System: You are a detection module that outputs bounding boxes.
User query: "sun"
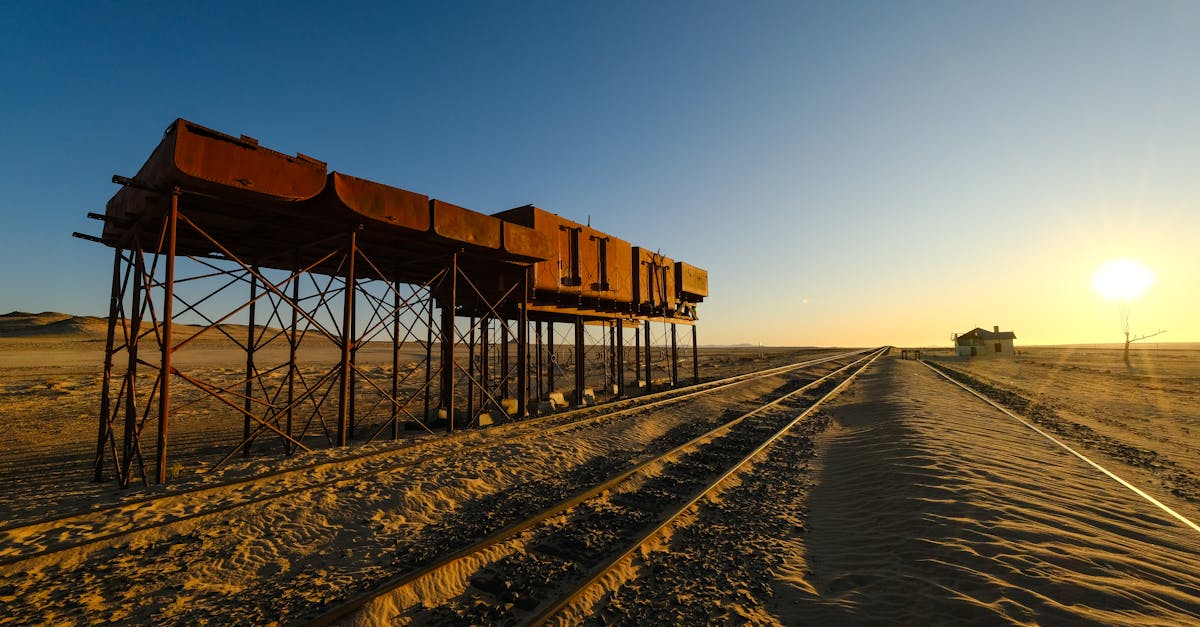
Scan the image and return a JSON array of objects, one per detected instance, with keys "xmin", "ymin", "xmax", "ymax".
[{"xmin": 1092, "ymin": 259, "xmax": 1155, "ymax": 301}]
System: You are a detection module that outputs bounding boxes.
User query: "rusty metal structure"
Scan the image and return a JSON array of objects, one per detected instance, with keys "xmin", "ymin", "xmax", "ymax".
[{"xmin": 75, "ymin": 119, "xmax": 708, "ymax": 486}]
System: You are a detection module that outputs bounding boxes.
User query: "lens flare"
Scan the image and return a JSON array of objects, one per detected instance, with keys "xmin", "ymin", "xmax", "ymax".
[{"xmin": 1092, "ymin": 259, "xmax": 1155, "ymax": 300}]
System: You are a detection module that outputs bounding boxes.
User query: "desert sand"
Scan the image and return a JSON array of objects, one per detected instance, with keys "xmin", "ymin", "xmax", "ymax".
[{"xmin": 1, "ymin": 314, "xmax": 1198, "ymax": 624}]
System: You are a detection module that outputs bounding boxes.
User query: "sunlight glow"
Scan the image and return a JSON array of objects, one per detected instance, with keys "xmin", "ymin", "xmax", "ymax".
[{"xmin": 1092, "ymin": 259, "xmax": 1155, "ymax": 301}]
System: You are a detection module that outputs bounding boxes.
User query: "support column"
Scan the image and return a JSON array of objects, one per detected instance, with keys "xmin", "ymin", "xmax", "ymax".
[
  {"xmin": 615, "ymin": 320, "xmax": 624, "ymax": 399},
  {"xmin": 121, "ymin": 248, "xmax": 144, "ymax": 487},
  {"xmin": 643, "ymin": 320, "xmax": 652, "ymax": 393},
  {"xmin": 501, "ymin": 320, "xmax": 510, "ymax": 399},
  {"xmin": 155, "ymin": 190, "xmax": 179, "ymax": 483},
  {"xmin": 670, "ymin": 322, "xmax": 679, "ymax": 387},
  {"xmin": 349, "ymin": 278, "xmax": 358, "ymax": 439},
  {"xmin": 391, "ymin": 283, "xmax": 401, "ymax": 440},
  {"xmin": 604, "ymin": 321, "xmax": 614, "ymax": 389},
  {"xmin": 547, "ymin": 321, "xmax": 555, "ymax": 394},
  {"xmin": 286, "ymin": 262, "xmax": 299, "ymax": 453},
  {"xmin": 94, "ymin": 249, "xmax": 123, "ymax": 482},
  {"xmin": 439, "ymin": 253, "xmax": 457, "ymax": 432},
  {"xmin": 534, "ymin": 320, "xmax": 543, "ymax": 408},
  {"xmin": 634, "ymin": 322, "xmax": 641, "ymax": 391},
  {"xmin": 423, "ymin": 292, "xmax": 434, "ymax": 426},
  {"xmin": 336, "ymin": 229, "xmax": 357, "ymax": 446},
  {"xmin": 480, "ymin": 317, "xmax": 490, "ymax": 419},
  {"xmin": 517, "ymin": 269, "xmax": 529, "ymax": 417},
  {"xmin": 692, "ymin": 324, "xmax": 700, "ymax": 384},
  {"xmin": 243, "ymin": 265, "xmax": 257, "ymax": 457},
  {"xmin": 467, "ymin": 316, "xmax": 476, "ymax": 421},
  {"xmin": 574, "ymin": 317, "xmax": 585, "ymax": 406}
]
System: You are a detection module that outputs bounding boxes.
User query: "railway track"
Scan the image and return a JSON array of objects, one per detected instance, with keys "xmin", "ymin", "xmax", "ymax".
[
  {"xmin": 308, "ymin": 347, "xmax": 887, "ymax": 625},
  {"xmin": 0, "ymin": 349, "xmax": 868, "ymax": 570},
  {"xmin": 922, "ymin": 360, "xmax": 1200, "ymax": 535}
]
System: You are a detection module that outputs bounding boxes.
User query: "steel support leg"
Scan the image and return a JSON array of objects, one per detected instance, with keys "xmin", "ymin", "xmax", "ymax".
[
  {"xmin": 501, "ymin": 321, "xmax": 510, "ymax": 399},
  {"xmin": 467, "ymin": 316, "xmax": 476, "ymax": 422},
  {"xmin": 440, "ymin": 254, "xmax": 457, "ymax": 432},
  {"xmin": 480, "ymin": 317, "xmax": 490, "ymax": 420},
  {"xmin": 156, "ymin": 191, "xmax": 178, "ymax": 483},
  {"xmin": 391, "ymin": 283, "xmax": 401, "ymax": 440},
  {"xmin": 547, "ymin": 321, "xmax": 555, "ymax": 394},
  {"xmin": 517, "ymin": 283, "xmax": 528, "ymax": 417},
  {"xmin": 337, "ymin": 230, "xmax": 357, "ymax": 446},
  {"xmin": 608, "ymin": 322, "xmax": 616, "ymax": 395},
  {"xmin": 424, "ymin": 294, "xmax": 433, "ymax": 425},
  {"xmin": 634, "ymin": 323, "xmax": 641, "ymax": 390},
  {"xmin": 535, "ymin": 320, "xmax": 543, "ymax": 411},
  {"xmin": 643, "ymin": 320, "xmax": 652, "ymax": 393},
  {"xmin": 349, "ymin": 278, "xmax": 358, "ymax": 439},
  {"xmin": 692, "ymin": 325, "xmax": 699, "ymax": 384},
  {"xmin": 120, "ymin": 248, "xmax": 144, "ymax": 487},
  {"xmin": 670, "ymin": 322, "xmax": 678, "ymax": 387},
  {"xmin": 615, "ymin": 320, "xmax": 624, "ymax": 399},
  {"xmin": 94, "ymin": 249, "xmax": 123, "ymax": 482},
  {"xmin": 243, "ymin": 265, "xmax": 257, "ymax": 456},
  {"xmin": 574, "ymin": 317, "xmax": 585, "ymax": 406},
  {"xmin": 285, "ymin": 261, "xmax": 299, "ymax": 453}
]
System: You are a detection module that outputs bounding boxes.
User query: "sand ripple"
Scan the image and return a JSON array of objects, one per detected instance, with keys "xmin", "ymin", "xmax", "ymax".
[{"xmin": 788, "ymin": 359, "xmax": 1200, "ymax": 624}]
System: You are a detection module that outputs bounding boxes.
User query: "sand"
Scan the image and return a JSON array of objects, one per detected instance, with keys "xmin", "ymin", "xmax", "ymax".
[
  {"xmin": 770, "ymin": 358, "xmax": 1200, "ymax": 624},
  {"xmin": 2, "ymin": 317, "xmax": 1199, "ymax": 624}
]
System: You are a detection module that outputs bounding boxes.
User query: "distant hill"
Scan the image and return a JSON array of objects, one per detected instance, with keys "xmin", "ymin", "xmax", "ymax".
[
  {"xmin": 0, "ymin": 312, "xmax": 111, "ymax": 337},
  {"xmin": 0, "ymin": 311, "xmax": 278, "ymax": 342}
]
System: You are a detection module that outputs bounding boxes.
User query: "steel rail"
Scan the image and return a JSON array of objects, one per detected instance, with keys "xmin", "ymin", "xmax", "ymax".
[
  {"xmin": 921, "ymin": 360, "xmax": 1200, "ymax": 535},
  {"xmin": 308, "ymin": 347, "xmax": 886, "ymax": 626},
  {"xmin": 525, "ymin": 347, "xmax": 886, "ymax": 625},
  {"xmin": 0, "ymin": 350, "xmax": 867, "ymax": 567}
]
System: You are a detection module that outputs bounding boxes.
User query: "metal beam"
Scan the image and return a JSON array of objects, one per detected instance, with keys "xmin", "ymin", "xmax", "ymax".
[
  {"xmin": 336, "ymin": 229, "xmax": 357, "ymax": 446},
  {"xmin": 575, "ymin": 317, "xmax": 585, "ymax": 406},
  {"xmin": 155, "ymin": 190, "xmax": 179, "ymax": 483}
]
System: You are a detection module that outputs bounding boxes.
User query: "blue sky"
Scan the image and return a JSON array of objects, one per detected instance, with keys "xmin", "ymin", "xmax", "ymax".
[{"xmin": 2, "ymin": 1, "xmax": 1197, "ymax": 345}]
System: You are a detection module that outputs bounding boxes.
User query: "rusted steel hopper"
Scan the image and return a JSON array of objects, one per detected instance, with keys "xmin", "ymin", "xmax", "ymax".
[
  {"xmin": 100, "ymin": 119, "xmax": 329, "ymax": 264},
  {"xmin": 99, "ymin": 119, "xmax": 553, "ymax": 285},
  {"xmin": 316, "ymin": 172, "xmax": 430, "ymax": 232},
  {"xmin": 674, "ymin": 261, "xmax": 708, "ymax": 303},
  {"xmin": 431, "ymin": 199, "xmax": 501, "ymax": 250},
  {"xmin": 632, "ymin": 247, "xmax": 676, "ymax": 314},
  {"xmin": 501, "ymin": 222, "xmax": 555, "ymax": 263},
  {"xmin": 493, "ymin": 205, "xmax": 633, "ymax": 307}
]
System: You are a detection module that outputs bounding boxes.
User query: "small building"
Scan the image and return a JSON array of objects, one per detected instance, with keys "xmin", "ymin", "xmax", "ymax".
[{"xmin": 954, "ymin": 325, "xmax": 1016, "ymax": 357}]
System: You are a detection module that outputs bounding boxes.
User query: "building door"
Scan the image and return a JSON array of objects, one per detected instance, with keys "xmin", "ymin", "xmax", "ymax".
[
  {"xmin": 970, "ymin": 346, "xmax": 977, "ymax": 356},
  {"xmin": 995, "ymin": 343, "xmax": 1002, "ymax": 353}
]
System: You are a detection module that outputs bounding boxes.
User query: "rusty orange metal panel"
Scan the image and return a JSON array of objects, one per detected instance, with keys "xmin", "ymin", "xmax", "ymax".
[
  {"xmin": 493, "ymin": 205, "xmax": 635, "ymax": 305},
  {"xmin": 674, "ymin": 262, "xmax": 708, "ymax": 301},
  {"xmin": 501, "ymin": 222, "xmax": 553, "ymax": 261},
  {"xmin": 147, "ymin": 119, "xmax": 327, "ymax": 201},
  {"xmin": 324, "ymin": 172, "xmax": 429, "ymax": 232},
  {"xmin": 431, "ymin": 199, "xmax": 501, "ymax": 249},
  {"xmin": 633, "ymin": 247, "xmax": 676, "ymax": 310},
  {"xmin": 599, "ymin": 235, "xmax": 633, "ymax": 305},
  {"xmin": 100, "ymin": 186, "xmax": 157, "ymax": 246},
  {"xmin": 493, "ymin": 205, "xmax": 577, "ymax": 295}
]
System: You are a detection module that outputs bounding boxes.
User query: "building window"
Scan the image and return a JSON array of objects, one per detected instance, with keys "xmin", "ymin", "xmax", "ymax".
[{"xmin": 994, "ymin": 343, "xmax": 1002, "ymax": 353}]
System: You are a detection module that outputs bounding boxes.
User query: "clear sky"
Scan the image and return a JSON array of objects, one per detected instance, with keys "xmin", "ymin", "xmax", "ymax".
[{"xmin": 2, "ymin": 1, "xmax": 1197, "ymax": 347}]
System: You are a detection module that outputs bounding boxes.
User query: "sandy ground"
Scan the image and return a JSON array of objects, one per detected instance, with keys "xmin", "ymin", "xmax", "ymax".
[
  {"xmin": 2, "ymin": 316, "xmax": 1198, "ymax": 625},
  {"xmin": 0, "ymin": 312, "xmax": 814, "ymax": 524},
  {"xmin": 770, "ymin": 358, "xmax": 1200, "ymax": 624}
]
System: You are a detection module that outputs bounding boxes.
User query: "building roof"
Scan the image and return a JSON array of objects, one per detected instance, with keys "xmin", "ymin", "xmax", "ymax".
[{"xmin": 957, "ymin": 327, "xmax": 1017, "ymax": 341}]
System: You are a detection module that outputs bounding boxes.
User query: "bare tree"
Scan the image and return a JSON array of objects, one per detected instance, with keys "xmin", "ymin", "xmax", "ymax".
[{"xmin": 1120, "ymin": 303, "xmax": 1165, "ymax": 366}]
